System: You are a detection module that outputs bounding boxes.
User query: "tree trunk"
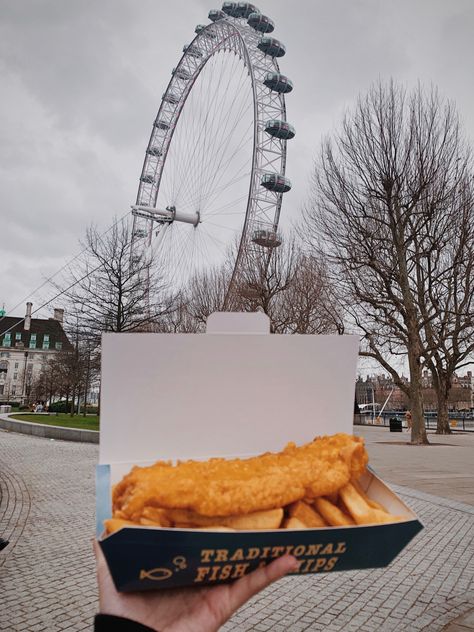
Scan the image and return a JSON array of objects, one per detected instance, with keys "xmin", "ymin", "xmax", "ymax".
[
  {"xmin": 433, "ymin": 372, "xmax": 452, "ymax": 434},
  {"xmin": 82, "ymin": 350, "xmax": 91, "ymax": 418},
  {"xmin": 436, "ymin": 397, "xmax": 451, "ymax": 434},
  {"xmin": 407, "ymin": 349, "xmax": 429, "ymax": 444},
  {"xmin": 70, "ymin": 386, "xmax": 75, "ymax": 417}
]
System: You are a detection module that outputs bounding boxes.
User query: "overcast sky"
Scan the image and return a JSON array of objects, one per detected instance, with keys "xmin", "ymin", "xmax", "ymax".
[{"xmin": 1, "ymin": 0, "xmax": 473, "ymax": 331}]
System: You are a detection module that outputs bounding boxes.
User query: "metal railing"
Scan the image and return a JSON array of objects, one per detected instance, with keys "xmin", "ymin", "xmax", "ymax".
[{"xmin": 354, "ymin": 411, "xmax": 474, "ymax": 432}]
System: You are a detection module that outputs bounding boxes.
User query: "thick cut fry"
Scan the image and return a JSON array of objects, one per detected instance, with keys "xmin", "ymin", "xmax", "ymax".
[
  {"xmin": 283, "ymin": 517, "xmax": 308, "ymax": 530},
  {"xmin": 139, "ymin": 518, "xmax": 164, "ymax": 527},
  {"xmin": 288, "ymin": 501, "xmax": 327, "ymax": 527},
  {"xmin": 224, "ymin": 508, "xmax": 283, "ymax": 530},
  {"xmin": 340, "ymin": 483, "xmax": 406, "ymax": 525},
  {"xmin": 164, "ymin": 508, "xmax": 227, "ymax": 527},
  {"xmin": 351, "ymin": 479, "xmax": 387, "ymax": 512},
  {"xmin": 104, "ymin": 518, "xmax": 141, "ymax": 534},
  {"xmin": 314, "ymin": 497, "xmax": 355, "ymax": 526},
  {"xmin": 194, "ymin": 526, "xmax": 236, "ymax": 532},
  {"xmin": 324, "ymin": 491, "xmax": 339, "ymax": 505},
  {"xmin": 112, "ymin": 433, "xmax": 368, "ymax": 518},
  {"xmin": 141, "ymin": 506, "xmax": 172, "ymax": 527},
  {"xmin": 169, "ymin": 508, "xmax": 283, "ymax": 529}
]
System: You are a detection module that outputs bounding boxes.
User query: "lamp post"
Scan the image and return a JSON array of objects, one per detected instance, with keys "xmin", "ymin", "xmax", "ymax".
[{"xmin": 21, "ymin": 350, "xmax": 29, "ymax": 405}]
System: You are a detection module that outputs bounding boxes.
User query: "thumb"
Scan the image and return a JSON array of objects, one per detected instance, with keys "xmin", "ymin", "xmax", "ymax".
[{"xmin": 227, "ymin": 555, "xmax": 298, "ymax": 614}]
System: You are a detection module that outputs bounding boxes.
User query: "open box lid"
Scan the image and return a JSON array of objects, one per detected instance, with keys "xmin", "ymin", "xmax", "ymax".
[{"xmin": 99, "ymin": 313, "xmax": 359, "ymax": 464}]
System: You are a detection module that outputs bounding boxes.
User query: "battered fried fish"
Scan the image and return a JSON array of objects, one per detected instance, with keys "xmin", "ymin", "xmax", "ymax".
[{"xmin": 112, "ymin": 433, "xmax": 368, "ymax": 519}]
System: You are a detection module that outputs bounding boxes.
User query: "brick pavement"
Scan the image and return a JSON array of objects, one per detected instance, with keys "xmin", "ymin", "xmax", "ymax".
[{"xmin": 0, "ymin": 428, "xmax": 473, "ymax": 631}]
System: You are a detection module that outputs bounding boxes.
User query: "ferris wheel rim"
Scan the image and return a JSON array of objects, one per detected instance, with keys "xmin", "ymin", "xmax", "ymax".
[{"xmin": 131, "ymin": 8, "xmax": 294, "ymax": 306}]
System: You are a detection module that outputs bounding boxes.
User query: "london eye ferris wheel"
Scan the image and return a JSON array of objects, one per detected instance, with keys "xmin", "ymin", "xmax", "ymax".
[{"xmin": 130, "ymin": 2, "xmax": 295, "ymax": 308}]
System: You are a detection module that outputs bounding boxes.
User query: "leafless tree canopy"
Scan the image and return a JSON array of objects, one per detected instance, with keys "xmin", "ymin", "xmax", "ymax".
[
  {"xmin": 302, "ymin": 80, "xmax": 473, "ymax": 443},
  {"xmin": 161, "ymin": 236, "xmax": 343, "ymax": 334},
  {"xmin": 62, "ymin": 220, "xmax": 171, "ymax": 340}
]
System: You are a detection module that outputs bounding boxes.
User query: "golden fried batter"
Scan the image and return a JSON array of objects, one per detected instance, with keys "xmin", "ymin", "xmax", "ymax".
[{"xmin": 112, "ymin": 433, "xmax": 368, "ymax": 519}]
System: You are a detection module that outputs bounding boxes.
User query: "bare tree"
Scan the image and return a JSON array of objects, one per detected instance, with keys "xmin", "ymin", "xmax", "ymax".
[
  {"xmin": 302, "ymin": 80, "xmax": 471, "ymax": 444},
  {"xmin": 62, "ymin": 219, "xmax": 171, "ymax": 341},
  {"xmin": 416, "ymin": 176, "xmax": 474, "ymax": 432},
  {"xmin": 175, "ymin": 236, "xmax": 343, "ymax": 334}
]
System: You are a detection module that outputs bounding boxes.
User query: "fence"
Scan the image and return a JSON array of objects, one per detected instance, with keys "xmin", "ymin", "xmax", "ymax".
[{"xmin": 354, "ymin": 411, "xmax": 474, "ymax": 432}]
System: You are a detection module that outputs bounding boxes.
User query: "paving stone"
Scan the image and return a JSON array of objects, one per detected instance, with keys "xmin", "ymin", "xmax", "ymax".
[{"xmin": 1, "ymin": 428, "xmax": 474, "ymax": 631}]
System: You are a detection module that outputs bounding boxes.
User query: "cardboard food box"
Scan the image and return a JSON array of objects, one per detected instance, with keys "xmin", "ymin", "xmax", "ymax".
[{"xmin": 96, "ymin": 313, "xmax": 422, "ymax": 592}]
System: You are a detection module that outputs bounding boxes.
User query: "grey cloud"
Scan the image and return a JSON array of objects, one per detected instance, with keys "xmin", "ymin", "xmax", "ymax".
[{"xmin": 1, "ymin": 0, "xmax": 473, "ymax": 314}]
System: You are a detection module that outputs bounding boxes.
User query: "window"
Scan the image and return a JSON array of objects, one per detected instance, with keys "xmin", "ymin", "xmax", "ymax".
[
  {"xmin": 29, "ymin": 333, "xmax": 37, "ymax": 349},
  {"xmin": 43, "ymin": 334, "xmax": 50, "ymax": 350},
  {"xmin": 0, "ymin": 352, "xmax": 10, "ymax": 358},
  {"xmin": 3, "ymin": 333, "xmax": 11, "ymax": 347},
  {"xmin": 0, "ymin": 361, "xmax": 7, "ymax": 374},
  {"xmin": 14, "ymin": 362, "xmax": 18, "ymax": 369},
  {"xmin": 55, "ymin": 342, "xmax": 62, "ymax": 350},
  {"xmin": 13, "ymin": 373, "xmax": 17, "ymax": 380},
  {"xmin": 15, "ymin": 332, "xmax": 21, "ymax": 341},
  {"xmin": 11, "ymin": 386, "xmax": 16, "ymax": 395},
  {"xmin": 0, "ymin": 385, "xmax": 3, "ymax": 395}
]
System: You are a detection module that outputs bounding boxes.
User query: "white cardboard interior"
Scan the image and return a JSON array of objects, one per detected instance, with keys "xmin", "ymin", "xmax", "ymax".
[{"xmin": 100, "ymin": 314, "xmax": 359, "ymax": 464}]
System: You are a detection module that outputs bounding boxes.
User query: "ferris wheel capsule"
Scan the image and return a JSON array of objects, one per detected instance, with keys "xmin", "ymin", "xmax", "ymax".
[
  {"xmin": 208, "ymin": 9, "xmax": 226, "ymax": 20},
  {"xmin": 172, "ymin": 67, "xmax": 192, "ymax": 81},
  {"xmin": 247, "ymin": 12, "xmax": 274, "ymax": 33},
  {"xmin": 264, "ymin": 72, "xmax": 293, "ymax": 94},
  {"xmin": 239, "ymin": 282, "xmax": 262, "ymax": 300},
  {"xmin": 162, "ymin": 92, "xmax": 180, "ymax": 104},
  {"xmin": 235, "ymin": 3, "xmax": 259, "ymax": 18},
  {"xmin": 147, "ymin": 147, "xmax": 162, "ymax": 157},
  {"xmin": 222, "ymin": 2, "xmax": 239, "ymax": 17},
  {"xmin": 261, "ymin": 173, "xmax": 292, "ymax": 193},
  {"xmin": 257, "ymin": 37, "xmax": 286, "ymax": 58},
  {"xmin": 195, "ymin": 24, "xmax": 217, "ymax": 38},
  {"xmin": 140, "ymin": 174, "xmax": 154, "ymax": 184},
  {"xmin": 154, "ymin": 119, "xmax": 170, "ymax": 130},
  {"xmin": 251, "ymin": 225, "xmax": 282, "ymax": 248},
  {"xmin": 183, "ymin": 44, "xmax": 203, "ymax": 58},
  {"xmin": 264, "ymin": 119, "xmax": 296, "ymax": 139}
]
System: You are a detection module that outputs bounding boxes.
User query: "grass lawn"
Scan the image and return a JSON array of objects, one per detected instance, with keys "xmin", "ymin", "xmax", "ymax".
[{"xmin": 10, "ymin": 413, "xmax": 100, "ymax": 431}]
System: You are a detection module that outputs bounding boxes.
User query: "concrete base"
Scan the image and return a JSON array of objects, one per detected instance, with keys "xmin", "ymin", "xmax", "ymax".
[{"xmin": 0, "ymin": 414, "xmax": 99, "ymax": 443}]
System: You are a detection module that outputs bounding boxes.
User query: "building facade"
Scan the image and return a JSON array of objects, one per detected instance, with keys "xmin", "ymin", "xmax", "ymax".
[
  {"xmin": 356, "ymin": 370, "xmax": 474, "ymax": 412},
  {"xmin": 0, "ymin": 302, "xmax": 71, "ymax": 404}
]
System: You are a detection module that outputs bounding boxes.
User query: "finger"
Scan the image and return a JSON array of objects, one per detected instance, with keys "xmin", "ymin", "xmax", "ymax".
[{"xmin": 227, "ymin": 555, "xmax": 298, "ymax": 613}]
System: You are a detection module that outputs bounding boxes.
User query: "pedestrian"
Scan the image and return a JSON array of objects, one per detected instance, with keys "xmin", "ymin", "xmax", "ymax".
[{"xmin": 93, "ymin": 541, "xmax": 297, "ymax": 631}]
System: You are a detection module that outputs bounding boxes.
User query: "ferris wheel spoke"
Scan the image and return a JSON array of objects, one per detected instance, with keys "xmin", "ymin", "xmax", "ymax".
[
  {"xmin": 173, "ymin": 52, "xmax": 232, "ymax": 206},
  {"xmin": 202, "ymin": 163, "xmax": 251, "ymax": 213},
  {"xmin": 190, "ymin": 54, "xmax": 238, "ymax": 203},
  {"xmin": 206, "ymin": 195, "xmax": 248, "ymax": 216},
  {"xmin": 183, "ymin": 57, "xmax": 247, "ymax": 210},
  {"xmin": 197, "ymin": 117, "xmax": 253, "ymax": 206},
  {"xmin": 197, "ymin": 77, "xmax": 252, "ymax": 206},
  {"xmin": 198, "ymin": 134, "xmax": 253, "ymax": 212}
]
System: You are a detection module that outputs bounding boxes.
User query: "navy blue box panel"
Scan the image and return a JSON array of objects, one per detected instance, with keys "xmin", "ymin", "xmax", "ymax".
[{"xmin": 100, "ymin": 520, "xmax": 423, "ymax": 592}]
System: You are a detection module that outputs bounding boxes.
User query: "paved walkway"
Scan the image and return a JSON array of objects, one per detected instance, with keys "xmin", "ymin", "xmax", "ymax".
[
  {"xmin": 0, "ymin": 427, "xmax": 473, "ymax": 631},
  {"xmin": 355, "ymin": 425, "xmax": 474, "ymax": 506}
]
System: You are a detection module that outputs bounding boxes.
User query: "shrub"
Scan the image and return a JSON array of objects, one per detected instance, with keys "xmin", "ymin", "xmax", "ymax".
[{"xmin": 49, "ymin": 400, "xmax": 69, "ymax": 413}]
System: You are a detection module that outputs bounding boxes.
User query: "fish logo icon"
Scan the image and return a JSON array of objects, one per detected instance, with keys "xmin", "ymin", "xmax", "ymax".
[
  {"xmin": 139, "ymin": 567, "xmax": 173, "ymax": 581},
  {"xmin": 139, "ymin": 556, "xmax": 187, "ymax": 581}
]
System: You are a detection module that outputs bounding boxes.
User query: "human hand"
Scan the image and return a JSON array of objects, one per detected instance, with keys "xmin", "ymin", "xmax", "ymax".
[{"xmin": 94, "ymin": 540, "xmax": 297, "ymax": 632}]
